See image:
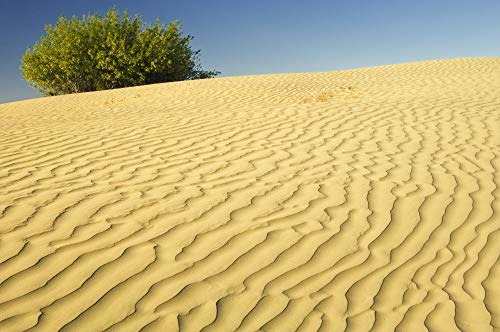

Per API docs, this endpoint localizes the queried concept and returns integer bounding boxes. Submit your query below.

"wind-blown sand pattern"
[0,58,499,331]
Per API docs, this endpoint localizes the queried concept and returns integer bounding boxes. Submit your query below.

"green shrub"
[21,7,219,96]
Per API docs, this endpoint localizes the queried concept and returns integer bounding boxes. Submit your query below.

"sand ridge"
[0,58,499,331]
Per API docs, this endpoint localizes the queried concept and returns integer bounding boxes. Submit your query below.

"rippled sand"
[1,58,499,331]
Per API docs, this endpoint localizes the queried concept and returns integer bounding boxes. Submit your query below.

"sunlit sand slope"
[0,58,499,331]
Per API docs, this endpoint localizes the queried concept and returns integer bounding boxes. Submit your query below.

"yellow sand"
[0,58,499,331]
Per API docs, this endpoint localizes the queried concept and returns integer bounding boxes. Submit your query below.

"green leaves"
[21,7,219,96]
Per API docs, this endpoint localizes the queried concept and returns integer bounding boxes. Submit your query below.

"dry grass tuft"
[301,86,358,103]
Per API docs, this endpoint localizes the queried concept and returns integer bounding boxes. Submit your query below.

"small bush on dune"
[21,7,219,96]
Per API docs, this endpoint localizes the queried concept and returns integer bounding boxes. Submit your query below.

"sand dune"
[0,58,499,331]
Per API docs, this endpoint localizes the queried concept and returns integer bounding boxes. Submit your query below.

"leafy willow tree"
[21,8,219,96]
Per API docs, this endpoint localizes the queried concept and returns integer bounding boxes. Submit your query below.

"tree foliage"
[21,8,219,96]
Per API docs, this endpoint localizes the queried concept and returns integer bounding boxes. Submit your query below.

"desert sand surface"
[0,58,499,331]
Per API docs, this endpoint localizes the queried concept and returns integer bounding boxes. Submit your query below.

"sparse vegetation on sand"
[21,7,219,96]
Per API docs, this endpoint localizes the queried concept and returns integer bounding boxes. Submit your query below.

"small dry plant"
[301,86,358,103]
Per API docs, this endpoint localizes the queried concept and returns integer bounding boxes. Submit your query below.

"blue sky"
[0,0,499,104]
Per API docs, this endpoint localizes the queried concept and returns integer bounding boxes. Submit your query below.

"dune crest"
[1,58,499,331]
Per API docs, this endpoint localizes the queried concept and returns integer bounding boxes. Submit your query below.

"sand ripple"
[0,58,499,331]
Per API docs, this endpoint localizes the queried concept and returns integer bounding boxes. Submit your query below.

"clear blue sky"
[0,0,499,104]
